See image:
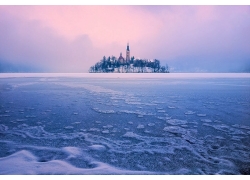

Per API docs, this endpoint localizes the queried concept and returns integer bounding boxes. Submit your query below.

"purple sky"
[0,5,250,72]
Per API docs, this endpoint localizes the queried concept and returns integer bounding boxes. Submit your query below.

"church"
[89,43,169,73]
[118,43,130,64]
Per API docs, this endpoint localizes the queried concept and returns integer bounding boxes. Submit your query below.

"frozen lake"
[0,73,249,174]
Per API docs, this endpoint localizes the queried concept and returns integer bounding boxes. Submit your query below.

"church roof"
[118,53,124,60]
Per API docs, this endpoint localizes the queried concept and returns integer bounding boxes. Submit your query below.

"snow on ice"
[0,73,250,174]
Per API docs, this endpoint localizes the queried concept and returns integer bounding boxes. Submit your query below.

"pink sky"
[0,5,250,72]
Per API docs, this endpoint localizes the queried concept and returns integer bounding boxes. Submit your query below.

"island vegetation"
[89,44,169,73]
[89,56,169,73]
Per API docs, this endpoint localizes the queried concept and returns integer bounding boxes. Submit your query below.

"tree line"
[89,56,169,73]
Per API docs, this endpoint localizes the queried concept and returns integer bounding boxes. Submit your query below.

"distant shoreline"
[1,73,250,79]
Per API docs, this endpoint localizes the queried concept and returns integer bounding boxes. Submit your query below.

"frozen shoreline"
[0,73,250,79]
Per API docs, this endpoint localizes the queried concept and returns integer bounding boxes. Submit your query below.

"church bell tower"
[126,43,130,62]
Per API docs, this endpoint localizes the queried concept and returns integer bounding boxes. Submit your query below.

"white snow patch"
[185,111,196,115]
[168,106,176,109]
[163,126,187,134]
[148,123,155,127]
[89,145,106,151]
[0,150,152,174]
[89,128,100,132]
[137,125,145,129]
[167,119,187,125]
[122,132,140,139]
[157,110,166,113]
[102,130,109,134]
[25,115,36,118]
[197,114,206,117]
[200,119,212,123]
[64,126,74,130]
[16,119,27,122]
[72,122,81,124]
[62,147,82,157]
[93,108,116,114]
[103,125,113,129]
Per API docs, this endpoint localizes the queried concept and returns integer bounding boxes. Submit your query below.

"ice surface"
[0,124,8,131]
[0,73,250,174]
[167,119,187,125]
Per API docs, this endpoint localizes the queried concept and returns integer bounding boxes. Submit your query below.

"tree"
[160,66,166,73]
[165,64,169,73]
[153,59,160,72]
[89,55,169,73]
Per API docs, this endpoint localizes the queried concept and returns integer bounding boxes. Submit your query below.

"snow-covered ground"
[0,73,249,174]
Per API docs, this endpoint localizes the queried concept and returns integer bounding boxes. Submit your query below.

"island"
[89,44,169,73]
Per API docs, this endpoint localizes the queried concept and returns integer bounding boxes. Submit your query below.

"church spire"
[127,43,130,51]
[126,43,130,62]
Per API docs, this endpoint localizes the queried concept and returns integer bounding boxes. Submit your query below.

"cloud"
[132,6,250,72]
[0,9,96,72]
